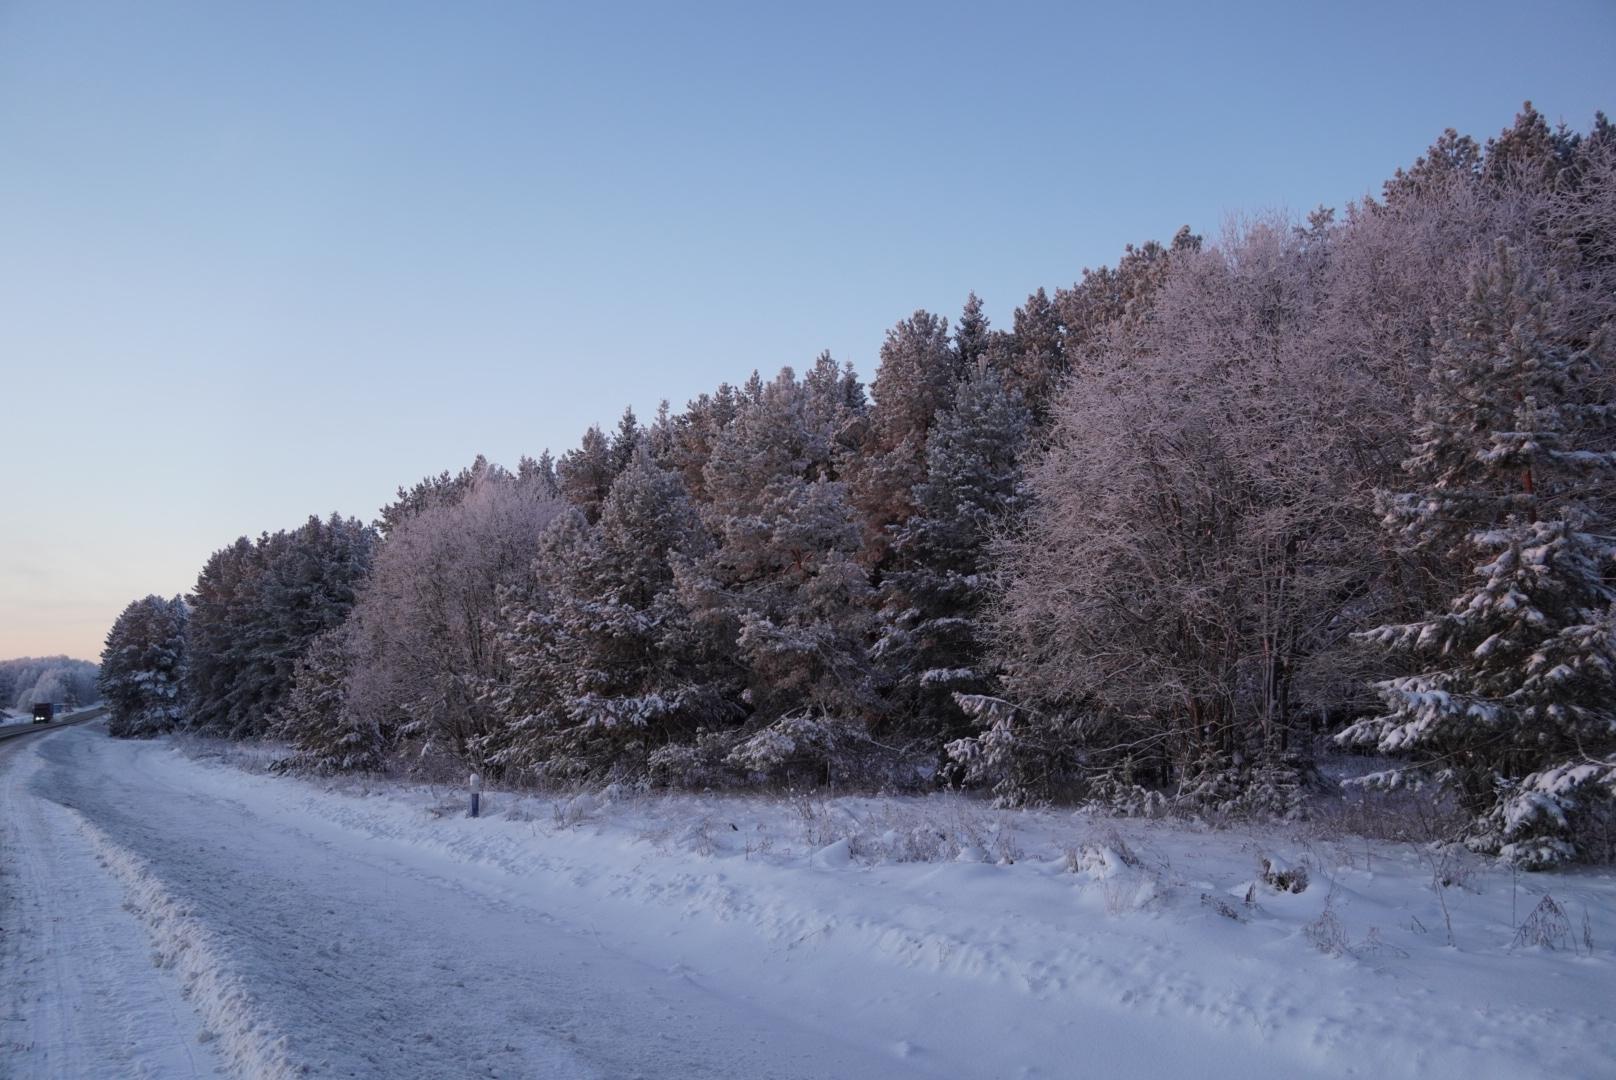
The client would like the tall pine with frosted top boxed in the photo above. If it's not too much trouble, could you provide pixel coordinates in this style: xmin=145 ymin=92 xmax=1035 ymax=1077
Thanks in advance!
xmin=1340 ymin=243 xmax=1616 ymax=866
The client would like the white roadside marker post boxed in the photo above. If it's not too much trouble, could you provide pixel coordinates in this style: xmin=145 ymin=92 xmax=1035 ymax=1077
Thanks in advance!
xmin=469 ymin=772 xmax=482 ymax=819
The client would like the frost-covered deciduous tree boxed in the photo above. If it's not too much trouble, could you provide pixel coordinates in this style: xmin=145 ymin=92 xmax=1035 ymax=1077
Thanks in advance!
xmin=1052 ymin=226 xmax=1201 ymax=378
xmin=1340 ymin=245 xmax=1616 ymax=866
xmin=985 ymin=220 xmax=1383 ymax=811
xmin=2 ymin=656 xmax=99 ymax=710
xmin=377 ymin=455 xmax=492 ymax=538
xmin=343 ymin=467 xmax=563 ymax=769
xmin=273 ymin=624 xmax=382 ymax=772
xmin=100 ymin=595 xmax=188 ymax=737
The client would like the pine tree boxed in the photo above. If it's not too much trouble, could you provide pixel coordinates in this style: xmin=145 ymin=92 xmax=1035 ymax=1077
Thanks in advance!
xmin=878 ymin=366 xmax=1031 ymax=744
xmin=377 ymin=455 xmax=491 ymax=537
xmin=1340 ymin=244 xmax=1616 ymax=866
xmin=100 ymin=595 xmax=188 ymax=737
xmin=1382 ymin=129 xmax=1483 ymax=207
xmin=1054 ymin=228 xmax=1200 ymax=376
xmin=803 ymin=350 xmax=867 ymax=440
xmin=1483 ymin=102 xmax=1575 ymax=192
xmin=184 ymin=537 xmax=260 ymax=734
xmin=665 ymin=383 xmax=742 ymax=502
xmin=727 ymin=476 xmax=878 ymax=723
xmin=185 ymin=515 xmax=375 ymax=740
xmin=673 ymin=368 xmax=881 ymax=780
xmin=558 ymin=424 xmax=618 ymax=523
xmin=844 ymin=311 xmax=958 ymax=565
xmin=702 ymin=367 xmax=843 ymax=516
xmin=644 ymin=399 xmax=676 ymax=462
xmin=1003 ymin=287 xmax=1065 ymax=420
xmin=517 ymin=451 xmax=560 ymax=498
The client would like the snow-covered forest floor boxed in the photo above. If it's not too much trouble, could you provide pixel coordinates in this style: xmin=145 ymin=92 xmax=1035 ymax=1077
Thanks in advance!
xmin=3 ymin=722 xmax=1610 ymax=1079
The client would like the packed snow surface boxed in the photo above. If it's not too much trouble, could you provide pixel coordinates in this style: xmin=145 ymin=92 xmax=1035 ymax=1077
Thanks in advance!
xmin=0 ymin=733 xmax=225 ymax=1078
xmin=4 ymin=723 xmax=1615 ymax=1078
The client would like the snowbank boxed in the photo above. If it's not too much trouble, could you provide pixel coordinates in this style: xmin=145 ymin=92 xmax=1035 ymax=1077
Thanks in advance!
xmin=158 ymin=737 xmax=1616 ymax=1080
xmin=77 ymin=817 xmax=299 ymax=1080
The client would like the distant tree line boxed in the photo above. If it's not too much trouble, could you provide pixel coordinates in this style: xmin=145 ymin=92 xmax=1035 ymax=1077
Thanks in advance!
xmin=101 ymin=105 xmax=1616 ymax=866
xmin=0 ymin=656 xmax=99 ymax=713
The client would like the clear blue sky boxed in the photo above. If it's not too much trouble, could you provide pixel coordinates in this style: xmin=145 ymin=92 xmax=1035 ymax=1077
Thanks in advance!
xmin=2 ymin=0 xmax=1612 ymax=660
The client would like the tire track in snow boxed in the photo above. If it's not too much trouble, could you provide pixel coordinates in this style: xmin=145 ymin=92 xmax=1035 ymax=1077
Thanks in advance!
xmin=0 ymin=730 xmax=225 ymax=1079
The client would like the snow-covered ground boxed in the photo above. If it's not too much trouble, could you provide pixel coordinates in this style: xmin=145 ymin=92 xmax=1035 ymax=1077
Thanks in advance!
xmin=0 ymin=732 xmax=225 ymax=1078
xmin=3 ymin=723 xmax=1614 ymax=1079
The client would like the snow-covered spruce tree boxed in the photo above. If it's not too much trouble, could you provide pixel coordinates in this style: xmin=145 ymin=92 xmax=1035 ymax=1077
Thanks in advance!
xmin=1340 ymin=244 xmax=1616 ymax=867
xmin=491 ymin=447 xmax=728 ymax=781
xmin=877 ymin=365 xmax=1030 ymax=748
xmin=942 ymin=694 xmax=1090 ymax=808
xmin=99 ymin=595 xmax=188 ymax=737
xmin=954 ymin=291 xmax=992 ymax=371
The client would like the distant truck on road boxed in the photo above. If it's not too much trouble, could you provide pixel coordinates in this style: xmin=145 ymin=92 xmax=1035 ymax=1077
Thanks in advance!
xmin=32 ymin=703 xmax=54 ymax=724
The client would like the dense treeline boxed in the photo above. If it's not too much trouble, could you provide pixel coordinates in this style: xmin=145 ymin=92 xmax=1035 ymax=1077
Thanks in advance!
xmin=0 ymin=656 xmax=98 ymax=712
xmin=186 ymin=514 xmax=376 ymax=739
xmin=101 ymin=105 xmax=1616 ymax=866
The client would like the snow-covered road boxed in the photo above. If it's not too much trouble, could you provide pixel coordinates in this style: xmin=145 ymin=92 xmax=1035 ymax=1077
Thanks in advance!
xmin=0 ymin=730 xmax=224 ymax=1078
xmin=4 ymin=723 xmax=1613 ymax=1079
xmin=3 ymin=726 xmax=951 ymax=1078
